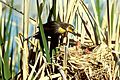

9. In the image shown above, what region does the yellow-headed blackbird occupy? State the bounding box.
[34,21,74,58]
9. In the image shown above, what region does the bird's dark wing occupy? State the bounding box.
[43,21,60,35]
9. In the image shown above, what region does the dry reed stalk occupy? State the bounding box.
[22,0,30,79]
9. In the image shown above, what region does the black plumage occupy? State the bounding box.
[34,21,74,58]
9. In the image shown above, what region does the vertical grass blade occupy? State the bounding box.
[2,0,13,79]
[110,2,114,36]
[0,1,2,42]
[107,0,111,46]
[22,0,30,79]
[36,0,50,63]
[95,0,101,27]
[58,0,63,22]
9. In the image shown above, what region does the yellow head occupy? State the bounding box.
[57,23,74,34]
[58,27,66,33]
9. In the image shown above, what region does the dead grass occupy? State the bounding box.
[43,43,117,80]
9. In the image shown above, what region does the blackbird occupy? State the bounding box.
[34,21,74,58]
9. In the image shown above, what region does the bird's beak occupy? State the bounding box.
[67,26,74,33]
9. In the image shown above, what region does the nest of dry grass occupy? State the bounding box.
[45,43,117,80]
[28,42,118,80]
[66,43,114,80]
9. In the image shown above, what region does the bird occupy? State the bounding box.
[34,21,74,59]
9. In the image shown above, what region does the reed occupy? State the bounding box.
[0,0,120,79]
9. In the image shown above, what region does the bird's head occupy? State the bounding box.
[66,25,74,33]
[58,23,75,34]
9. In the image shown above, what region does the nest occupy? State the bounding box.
[53,43,116,80]
[28,42,118,80]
